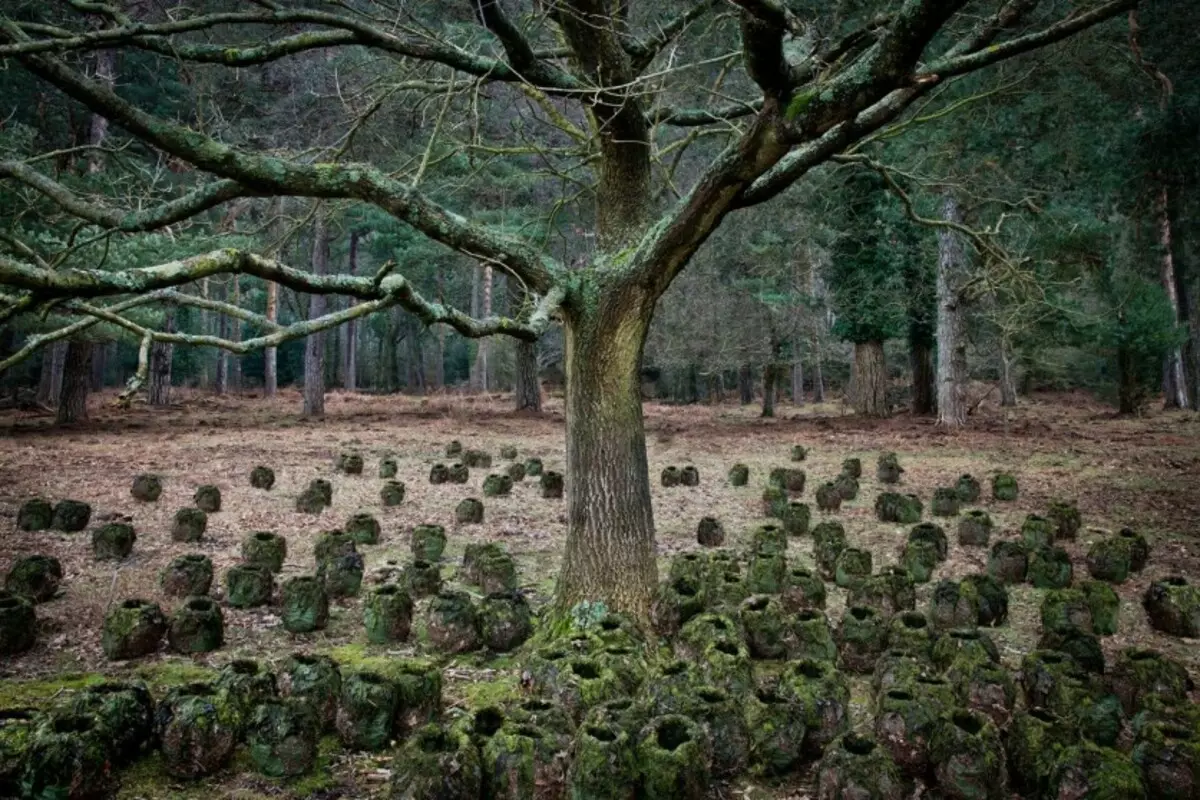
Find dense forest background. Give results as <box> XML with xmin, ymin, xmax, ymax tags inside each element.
<box><xmin>1</xmin><ymin>0</ymin><xmax>1197</xmax><ymax>419</ymax></box>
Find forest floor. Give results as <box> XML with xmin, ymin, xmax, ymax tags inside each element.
<box><xmin>1</xmin><ymin>387</ymin><xmax>1199</xmax><ymax>799</ymax></box>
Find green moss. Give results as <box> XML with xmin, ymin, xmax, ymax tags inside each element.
<box><xmin>956</xmin><ymin>474</ymin><xmax>981</xmax><ymax>503</ymax></box>
<box><xmin>345</xmin><ymin>513</ymin><xmax>380</xmax><ymax>546</ymax></box>
<box><xmin>637</xmin><ymin>714</ymin><xmax>710</xmax><ymax>799</ymax></box>
<box><xmin>157</xmin><ymin>682</ymin><xmax>240</xmax><ymax>777</ymax></box>
<box><xmin>779</xmin><ymin>658</ymin><xmax>850</xmax><ymax>756</ymax></box>
<box><xmin>1050</xmin><ymin>742</ymin><xmax>1147</xmax><ymax>799</ymax></box>
<box><xmin>281</xmin><ymin>575</ymin><xmax>329</xmax><ymax>633</ymax></box>
<box><xmin>242</xmin><ymin>531</ymin><xmax>287</xmax><ymax>573</ymax></box>
<box><xmin>0</xmin><ymin>592</ymin><xmax>36</xmax><ymax>656</ymax></box>
<box><xmin>102</xmin><ymin>598</ymin><xmax>167</xmax><ymax>660</ymax></box>
<box><xmin>929</xmin><ymin>710</ymin><xmax>1008</xmax><ymax>799</ymax></box>
<box><xmin>837</xmin><ymin>606</ymin><xmax>887</xmax><ymax>674</ymax></box>
<box><xmin>5</xmin><ymin>555</ymin><xmax>63</xmax><ymax>603</ymax></box>
<box><xmin>746</xmin><ymin>689</ymin><xmax>807</xmax><ymax>776</ymax></box>
<box><xmin>567</xmin><ymin>723</ymin><xmax>637</xmax><ymax>799</ymax></box>
<box><xmin>817</xmin><ymin>733</ymin><xmax>906</xmax><ymax>798</ymax></box>
<box><xmin>992</xmin><ymin>473</ymin><xmax>1018</xmax><ymax>501</ymax></box>
<box><xmin>834</xmin><ymin>548</ymin><xmax>872</xmax><ymax>590</ymax></box>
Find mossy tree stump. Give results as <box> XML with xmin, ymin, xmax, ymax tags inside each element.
<box><xmin>391</xmin><ymin>723</ymin><xmax>483</xmax><ymax>799</ymax></box>
<box><xmin>51</xmin><ymin>499</ymin><xmax>91</xmax><ymax>532</ymax></box>
<box><xmin>1047</xmin><ymin>500</ymin><xmax>1082</xmax><ymax>541</ymax></box>
<box><xmin>0</xmin><ymin>591</ymin><xmax>36</xmax><ymax>655</ymax></box>
<box><xmin>506</xmin><ymin>461</ymin><xmax>527</xmax><ymax>482</ymax></box>
<box><xmin>1006</xmin><ymin>709</ymin><xmax>1076</xmax><ymax>797</ymax></box>
<box><xmin>931</xmin><ymin>487</ymin><xmax>961</xmax><ymax>517</ymax></box>
<box><xmin>739</xmin><ymin>594</ymin><xmax>794</xmax><ymax>659</ymax></box>
<box><xmin>194</xmin><ymin>484</ymin><xmax>222</xmax><ymax>513</ymax></box>
<box><xmin>567</xmin><ymin>723</ymin><xmax>636</xmax><ymax>800</ymax></box>
<box><xmin>479</xmin><ymin>592</ymin><xmax>533</xmax><ymax>652</ymax></box>
<box><xmin>1143</xmin><ymin>577</ymin><xmax>1200</xmax><ymax>638</ymax></box>
<box><xmin>877</xmin><ymin>452</ymin><xmax>903</xmax><ymax>484</ymax></box>
<box><xmin>761</xmin><ymin>485</ymin><xmax>787</xmax><ymax>518</ymax></box>
<box><xmin>5</xmin><ymin>555</ymin><xmax>63</xmax><ymax>603</ymax></box>
<box><xmin>834</xmin><ymin>473</ymin><xmax>860</xmax><ymax>501</ymax></box>
<box><xmin>837</xmin><ymin>606</ymin><xmax>887</xmax><ymax>673</ymax></box>
<box><xmin>637</xmin><ymin>715</ymin><xmax>711</xmax><ymax>800</ymax></box>
<box><xmin>249</xmin><ymin>466</ymin><xmax>275</xmax><ymax>489</ymax></box>
<box><xmin>780</xmin><ymin>502</ymin><xmax>811</xmax><ymax>536</ymax></box>
<box><xmin>842</xmin><ymin>457</ymin><xmax>863</xmax><ymax>479</ymax></box>
<box><xmin>428</xmin><ymin>463</ymin><xmax>450</xmax><ymax>484</ymax></box>
<box><xmin>314</xmin><ymin>530</ymin><xmax>356</xmax><ymax>565</ymax></box>
<box><xmin>404</xmin><ymin>560</ymin><xmax>442</xmax><ymax>598</ymax></box>
<box><xmin>782</xmin><ymin>568</ymin><xmax>826</xmax><ymax>612</ymax></box>
<box><xmin>281</xmin><ymin>576</ymin><xmax>329</xmax><ymax>633</ymax></box>
<box><xmin>1087</xmin><ymin>534</ymin><xmax>1143</xmax><ymax>584</ymax></box>
<box><xmin>463</xmin><ymin>449</ymin><xmax>492</xmax><ymax>468</ymax></box>
<box><xmin>1118</xmin><ymin>528</ymin><xmax>1150</xmax><ymax>571</ymax></box>
<box><xmin>319</xmin><ymin>551</ymin><xmax>365</xmax><ymax>598</ymax></box>
<box><xmin>956</xmin><ymin>474</ymin><xmax>981</xmax><ymax>503</ymax></box>
<box><xmin>987</xmin><ymin>540</ymin><xmax>1029</xmax><ymax>584</ymax></box>
<box><xmin>675</xmin><ymin>613</ymin><xmax>739</xmax><ymax>661</ymax></box>
<box><xmin>958</xmin><ymin>510</ymin><xmax>993</xmax><ymax>547</ymax></box>
<box><xmin>1028</xmin><ymin>546</ymin><xmax>1073</xmax><ymax>589</ymax></box>
<box><xmin>1131</xmin><ymin>714</ymin><xmax>1199</xmax><ymax>800</ymax></box>
<box><xmin>91</xmin><ymin>520</ymin><xmax>136</xmax><ymax>560</ymax></box>
<box><xmin>834</xmin><ymin>548</ymin><xmax>872</xmax><ymax>589</ymax></box>
<box><xmin>745</xmin><ymin>688</ymin><xmax>807</xmax><ymax>776</ymax></box>
<box><xmin>295</xmin><ymin>486</ymin><xmax>327</xmax><ymax>514</ymax></box>
<box><xmin>1081</xmin><ymin>580</ymin><xmax>1119</xmax><ymax>635</ymax></box>
<box><xmin>728</xmin><ymin>463</ymin><xmax>749</xmax><ymax>486</ymax></box>
<box><xmin>345</xmin><ymin>513</ymin><xmax>380</xmax><ymax>545</ymax></box>
<box><xmin>279</xmin><ymin>653</ymin><xmax>342</xmax><ymax>732</ymax></box>
<box><xmin>156</xmin><ymin>683</ymin><xmax>239</xmax><ymax>777</ymax></box>
<box><xmin>216</xmin><ymin>659</ymin><xmax>279</xmax><ymax>729</ymax></box>
<box><xmin>696</xmin><ymin>516</ymin><xmax>725</xmax><ymax>547</ymax></box>
<box><xmin>131</xmin><ymin>473</ymin><xmax>163</xmax><ymax>502</ymax></box>
<box><xmin>1021</xmin><ymin>514</ymin><xmax>1056</xmax><ymax>549</ymax></box>
<box><xmin>474</xmin><ymin>550</ymin><xmax>518</xmax><ymax>594</ymax></box>
<box><xmin>929</xmin><ymin>580</ymin><xmax>979</xmax><ymax>631</ymax></box>
<box><xmin>932</xmin><ymin>629</ymin><xmax>1000</xmax><ymax>672</ymax></box>
<box><xmin>652</xmin><ymin>577</ymin><xmax>707</xmax><ymax>637</ymax></box>
<box><xmin>962</xmin><ymin>573</ymin><xmax>1009</xmax><ymax>627</ymax></box>
<box><xmin>992</xmin><ymin>473</ymin><xmax>1018</xmax><ymax>501</ymax></box>
<box><xmin>171</xmin><ymin>507</ymin><xmax>207</xmax><ymax>542</ymax></box>
<box><xmin>751</xmin><ymin>524</ymin><xmax>786</xmax><ymax>557</ymax></box>
<box><xmin>540</xmin><ymin>470</ymin><xmax>564</xmax><ymax>498</ymax></box>
<box><xmin>1108</xmin><ymin>648</ymin><xmax>1191</xmax><ymax>716</ymax></box>
<box><xmin>745</xmin><ymin>553</ymin><xmax>786</xmax><ymax>595</ymax></box>
<box><xmin>242</xmin><ymin>531</ymin><xmax>287</xmax><ymax>573</ymax></box>
<box><xmin>849</xmin><ymin>567</ymin><xmax>916</xmax><ymax>616</ymax></box>
<box><xmin>62</xmin><ymin>680</ymin><xmax>155</xmax><ymax>766</ymax></box>
<box><xmin>886</xmin><ymin>611</ymin><xmax>934</xmax><ymax>658</ymax></box>
<box><xmin>456</xmin><ymin>497</ymin><xmax>484</xmax><ymax>524</ymax></box>
<box><xmin>247</xmin><ymin>699</ymin><xmax>319</xmax><ymax>778</ymax></box>
<box><xmin>226</xmin><ymin>563</ymin><xmax>275</xmax><ymax>608</ymax></box>
<box><xmin>1050</xmin><ymin>743</ymin><xmax>1146</xmax><ymax>800</ymax></box>
<box><xmin>101</xmin><ymin>598</ymin><xmax>167</xmax><ymax>660</ymax></box>
<box><xmin>769</xmin><ymin>467</ymin><xmax>806</xmax><ymax>494</ymax></box>
<box><xmin>523</xmin><ymin>457</ymin><xmax>544</xmax><ymax>477</ymax></box>
<box><xmin>875</xmin><ymin>492</ymin><xmax>922</xmax><ymax>524</ymax></box>
<box><xmin>380</xmin><ymin>480</ymin><xmax>406</xmax><ymax>506</ymax></box>
<box><xmin>680</xmin><ymin>466</ymin><xmax>700</xmax><ymax>486</ymax></box>
<box><xmin>1036</xmin><ymin>628</ymin><xmax>1106</xmax><ymax>675</ymax></box>
<box><xmin>406</xmin><ymin>524</ymin><xmax>444</xmax><ymax>562</ymax></box>
<box><xmin>422</xmin><ymin>590</ymin><xmax>481</xmax><ymax>654</ymax></box>
<box><xmin>337</xmin><ymin>452</ymin><xmax>364</xmax><ymax>474</ymax></box>
<box><xmin>930</xmin><ymin>710</ymin><xmax>1008</xmax><ymax>800</ymax></box>
<box><xmin>901</xmin><ymin>539</ymin><xmax>941</xmax><ymax>584</ymax></box>
<box><xmin>813</xmin><ymin>521</ymin><xmax>847</xmax><ymax>581</ymax></box>
<box><xmin>379</xmin><ymin>457</ymin><xmax>398</xmax><ymax>479</ymax></box>
<box><xmin>363</xmin><ymin>584</ymin><xmax>413</xmax><ymax>644</ymax></box>
<box><xmin>791</xmin><ymin>444</ymin><xmax>808</xmax><ymax>461</ymax></box>
<box><xmin>168</xmin><ymin>596</ymin><xmax>224</xmax><ymax>653</ymax></box>
<box><xmin>793</xmin><ymin>609</ymin><xmax>838</xmax><ymax>662</ymax></box>
<box><xmin>874</xmin><ymin>681</ymin><xmax>956</xmax><ymax>777</ymax></box>
<box><xmin>448</xmin><ymin>463</ymin><xmax>470</xmax><ymax>484</ymax></box>
<box><xmin>335</xmin><ymin>671</ymin><xmax>398</xmax><ymax>751</ymax></box>
<box><xmin>661</xmin><ymin>466</ymin><xmax>681</xmax><ymax>487</ymax></box>
<box><xmin>445</xmin><ymin>440</ymin><xmax>463</xmax><ymax>457</ymax></box>
<box><xmin>778</xmin><ymin>658</ymin><xmax>851</xmax><ymax>756</ymax></box>
<box><xmin>816</xmin><ymin>734</ymin><xmax>905</xmax><ymax>800</ymax></box>
<box><xmin>815</xmin><ymin>482</ymin><xmax>843</xmax><ymax>512</ymax></box>
<box><xmin>161</xmin><ymin>554</ymin><xmax>213</xmax><ymax>597</ymax></box>
<box><xmin>16</xmin><ymin>498</ymin><xmax>53</xmax><ymax>531</ymax></box>
<box><xmin>482</xmin><ymin>473</ymin><xmax>513</xmax><ymax>497</ymax></box>
<box><xmin>1041</xmin><ymin>588</ymin><xmax>1094</xmax><ymax>635</ymax></box>
<box><xmin>20</xmin><ymin>713</ymin><xmax>114</xmax><ymax>799</ymax></box>
<box><xmin>908</xmin><ymin>522</ymin><xmax>949</xmax><ymax>561</ymax></box>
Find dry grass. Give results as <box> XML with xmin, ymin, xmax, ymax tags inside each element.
<box><xmin>1</xmin><ymin>387</ymin><xmax>1198</xmax><ymax>798</ymax></box>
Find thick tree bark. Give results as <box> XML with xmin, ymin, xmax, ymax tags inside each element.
<box><xmin>850</xmin><ymin>340</ymin><xmax>889</xmax><ymax>417</ymax></box>
<box><xmin>508</xmin><ymin>277</ymin><xmax>540</xmax><ymax>411</ymax></box>
<box><xmin>792</xmin><ymin>361</ymin><xmax>804</xmax><ymax>406</ymax></box>
<box><xmin>149</xmin><ymin>307</ymin><xmax>175</xmax><ymax>406</ymax></box>
<box><xmin>910</xmin><ymin>342</ymin><xmax>935</xmax><ymax>415</ymax></box>
<box><xmin>936</xmin><ymin>194</ymin><xmax>969</xmax><ymax>426</ymax></box>
<box><xmin>303</xmin><ymin>214</ymin><xmax>329</xmax><ymax>417</ymax></box>
<box><xmin>90</xmin><ymin>342</ymin><xmax>107</xmax><ymax>391</ymax></box>
<box><xmin>406</xmin><ymin>318</ymin><xmax>426</xmax><ymax>392</ymax></box>
<box><xmin>738</xmin><ymin>364</ymin><xmax>754</xmax><ymax>404</ymax></box>
<box><xmin>556</xmin><ymin>289</ymin><xmax>658</xmax><ymax>619</ymax></box>
<box><xmin>37</xmin><ymin>341</ymin><xmax>66</xmax><ymax>407</ymax></box>
<box><xmin>1157</xmin><ymin>187</ymin><xmax>1189</xmax><ymax>408</ymax></box>
<box><xmin>56</xmin><ymin>339</ymin><xmax>91</xmax><ymax>424</ymax></box>
<box><xmin>761</xmin><ymin>363</ymin><xmax>778</xmax><ymax>417</ymax></box>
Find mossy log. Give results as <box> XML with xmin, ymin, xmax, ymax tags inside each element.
<box><xmin>482</xmin><ymin>473</ymin><xmax>513</xmax><ymax>497</ymax></box>
<box><xmin>101</xmin><ymin>598</ymin><xmax>166</xmax><ymax>660</ymax></box>
<box><xmin>463</xmin><ymin>449</ymin><xmax>492</xmax><ymax>468</ymax></box>
<box><xmin>1048</xmin><ymin>500</ymin><xmax>1082</xmax><ymax>541</ymax></box>
<box><xmin>958</xmin><ymin>510</ymin><xmax>993</xmax><ymax>547</ymax></box>
<box><xmin>782</xmin><ymin>567</ymin><xmax>826</xmax><ymax>612</ymax></box>
<box><xmin>335</xmin><ymin>671</ymin><xmax>398</xmax><ymax>751</ymax></box>
<box><xmin>380</xmin><ymin>480</ymin><xmax>406</xmax><ymax>506</ymax></box>
<box><xmin>479</xmin><ymin>592</ymin><xmax>533</xmax><ymax>652</ymax></box>
<box><xmin>131</xmin><ymin>473</ymin><xmax>163</xmax><ymax>502</ymax></box>
<box><xmin>345</xmin><ymin>513</ymin><xmax>380</xmax><ymax>545</ymax></box>
<box><xmin>1050</xmin><ymin>743</ymin><xmax>1146</xmax><ymax>800</ymax></box>
<box><xmin>1028</xmin><ymin>546</ymin><xmax>1074</xmax><ymax>589</ymax></box>
<box><xmin>661</xmin><ymin>466</ymin><xmax>681</xmax><ymax>487</ymax></box>
<box><xmin>363</xmin><ymin>584</ymin><xmax>413</xmax><ymax>644</ymax></box>
<box><xmin>540</xmin><ymin>470</ymin><xmax>564</xmax><ymax>498</ymax></box>
<box><xmin>1108</xmin><ymin>648</ymin><xmax>1192</xmax><ymax>716</ymax></box>
<box><xmin>745</xmin><ymin>689</ymin><xmax>807</xmax><ymax>776</ymax></box>
<box><xmin>1021</xmin><ymin>514</ymin><xmax>1057</xmax><ymax>549</ymax></box>
<box><xmin>422</xmin><ymin>590</ymin><xmax>481</xmax><ymax>654</ymax></box>
<box><xmin>680</xmin><ymin>466</ymin><xmax>700</xmax><ymax>486</ymax></box>
<box><xmin>404</xmin><ymin>560</ymin><xmax>442</xmax><ymax>598</ymax></box>
<box><xmin>391</xmin><ymin>723</ymin><xmax>482</xmax><ymax>799</ymax></box>
<box><xmin>194</xmin><ymin>484</ymin><xmax>222</xmax><ymax>513</ymax></box>
<box><xmin>0</xmin><ymin>591</ymin><xmax>36</xmax><ymax>656</ymax></box>
<box><xmin>281</xmin><ymin>576</ymin><xmax>329</xmax><ymax>633</ymax></box>
<box><xmin>455</xmin><ymin>497</ymin><xmax>484</xmax><ymax>524</ymax></box>
<box><xmin>160</xmin><ymin>553</ymin><xmax>212</xmax><ymax>597</ymax></box>
<box><xmin>875</xmin><ymin>492</ymin><xmax>922</xmax><ymax>524</ymax></box>
<box><xmin>279</xmin><ymin>653</ymin><xmax>341</xmax><ymax>732</ymax></box>
<box><xmin>225</xmin><ymin>563</ymin><xmax>274</xmax><ymax>608</ymax></box>
<box><xmin>696</xmin><ymin>516</ymin><xmax>725</xmax><ymax>547</ymax></box>
<box><xmin>242</xmin><ymin>531</ymin><xmax>287</xmax><ymax>573</ymax></box>
<box><xmin>50</xmin><ymin>499</ymin><xmax>91</xmax><ymax>532</ymax></box>
<box><xmin>319</xmin><ymin>552</ymin><xmax>365</xmax><ymax>598</ymax></box>
<box><xmin>834</xmin><ymin>548</ymin><xmax>872</xmax><ymax>589</ymax></box>
<box><xmin>956</xmin><ymin>473</ymin><xmax>981</xmax><ymax>503</ymax></box>
<box><xmin>637</xmin><ymin>715</ymin><xmax>710</xmax><ymax>800</ymax></box>
<box><xmin>813</xmin><ymin>521</ymin><xmax>848</xmax><ymax>581</ymax></box>
<box><xmin>815</xmin><ymin>482</ymin><xmax>843</xmax><ymax>512</ymax></box>
<box><xmin>20</xmin><ymin>713</ymin><xmax>114</xmax><ymax>799</ymax></box>
<box><xmin>448</xmin><ymin>463</ymin><xmax>470</xmax><ymax>484</ymax></box>
<box><xmin>931</xmin><ymin>487</ymin><xmax>961</xmax><ymax>517</ymax></box>
<box><xmin>61</xmin><ymin>680</ymin><xmax>155</xmax><ymax>766</ymax></box>
<box><xmin>875</xmin><ymin>684</ymin><xmax>955</xmax><ymax>778</ymax></box>
<box><xmin>930</xmin><ymin>710</ymin><xmax>1009</xmax><ymax>800</ymax></box>
<box><xmin>5</xmin><ymin>555</ymin><xmax>63</xmax><ymax>603</ymax></box>
<box><xmin>156</xmin><ymin>682</ymin><xmax>239</xmax><ymax>777</ymax></box>
<box><xmin>876</xmin><ymin>452</ymin><xmax>903</xmax><ymax>484</ymax></box>
<box><xmin>16</xmin><ymin>497</ymin><xmax>53</xmax><ymax>531</ymax></box>
<box><xmin>171</xmin><ymin>506</ymin><xmax>207</xmax><ymax>542</ymax></box>
<box><xmin>992</xmin><ymin>472</ymin><xmax>1018</xmax><ymax>501</ymax></box>
<box><xmin>524</xmin><ymin>457</ymin><xmax>544</xmax><ymax>477</ymax></box>
<box><xmin>886</xmin><ymin>612</ymin><xmax>934</xmax><ymax>658</ymax></box>
<box><xmin>778</xmin><ymin>658</ymin><xmax>851</xmax><ymax>756</ymax></box>
<box><xmin>848</xmin><ymin>567</ymin><xmax>916</xmax><ymax>616</ymax></box>
<box><xmin>901</xmin><ymin>539</ymin><xmax>940</xmax><ymax>584</ymax></box>
<box><xmin>838</xmin><ymin>606</ymin><xmax>887</xmax><ymax>674</ymax></box>
<box><xmin>1142</xmin><ymin>576</ymin><xmax>1200</xmax><ymax>638</ymax></box>
<box><xmin>429</xmin><ymin>463</ymin><xmax>450</xmax><ymax>484</ymax></box>
<box><xmin>987</xmin><ymin>540</ymin><xmax>1029</xmax><ymax>584</ymax></box>
<box><xmin>168</xmin><ymin>596</ymin><xmax>224</xmax><ymax>653</ymax></box>
<box><xmin>567</xmin><ymin>723</ymin><xmax>636</xmax><ymax>800</ymax></box>
<box><xmin>379</xmin><ymin>456</ymin><xmax>398</xmax><ymax>479</ymax></box>
<box><xmin>728</xmin><ymin>463</ymin><xmax>750</xmax><ymax>486</ymax></box>
<box><xmin>247</xmin><ymin>699</ymin><xmax>318</xmax><ymax>778</ymax></box>
<box><xmin>249</xmin><ymin>465</ymin><xmax>275</xmax><ymax>489</ymax></box>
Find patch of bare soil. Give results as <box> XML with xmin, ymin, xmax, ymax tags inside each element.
<box><xmin>0</xmin><ymin>388</ymin><xmax>1197</xmax><ymax>798</ymax></box>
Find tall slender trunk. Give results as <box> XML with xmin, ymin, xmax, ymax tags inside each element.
<box><xmin>435</xmin><ymin>267</ymin><xmax>447</xmax><ymax>390</ymax></box>
<box><xmin>738</xmin><ymin>364</ymin><xmax>754</xmax><ymax>404</ymax></box>
<box><xmin>264</xmin><ymin>280</ymin><xmax>278</xmax><ymax>396</ymax></box>
<box><xmin>471</xmin><ymin>264</ymin><xmax>493</xmax><ymax>392</ymax></box>
<box><xmin>792</xmin><ymin>361</ymin><xmax>804</xmax><ymax>406</ymax></box>
<box><xmin>148</xmin><ymin>308</ymin><xmax>174</xmax><ymax>407</ymax></box>
<box><xmin>37</xmin><ymin>342</ymin><xmax>66</xmax><ymax>407</ymax></box>
<box><xmin>1157</xmin><ymin>187</ymin><xmax>1189</xmax><ymax>408</ymax></box>
<box><xmin>228</xmin><ymin>279</ymin><xmax>241</xmax><ymax>391</ymax></box>
<box><xmin>999</xmin><ymin>339</ymin><xmax>1018</xmax><ymax>407</ymax></box>
<box><xmin>850</xmin><ymin>341</ymin><xmax>889</xmax><ymax>417</ymax></box>
<box><xmin>214</xmin><ymin>285</ymin><xmax>228</xmax><ymax>396</ymax></box>
<box><xmin>910</xmin><ymin>342</ymin><xmax>935</xmax><ymax>415</ymax></box>
<box><xmin>936</xmin><ymin>194</ymin><xmax>969</xmax><ymax>425</ymax></box>
<box><xmin>198</xmin><ymin>278</ymin><xmax>211</xmax><ymax>389</ymax></box>
<box><xmin>407</xmin><ymin>318</ymin><xmax>426</xmax><ymax>392</ymax></box>
<box><xmin>556</xmin><ymin>288</ymin><xmax>657</xmax><ymax>617</ymax></box>
<box><xmin>56</xmin><ymin>340</ymin><xmax>91</xmax><ymax>424</ymax></box>
<box><xmin>303</xmin><ymin>213</ymin><xmax>329</xmax><ymax>417</ymax></box>
<box><xmin>813</xmin><ymin>340</ymin><xmax>826</xmax><ymax>403</ymax></box>
<box><xmin>86</xmin><ymin>50</ymin><xmax>114</xmax><ymax>173</ymax></box>
<box><xmin>761</xmin><ymin>364</ymin><xmax>778</xmax><ymax>417</ymax></box>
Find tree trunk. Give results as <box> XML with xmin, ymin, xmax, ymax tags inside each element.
<box><xmin>999</xmin><ymin>340</ymin><xmax>1018</xmax><ymax>407</ymax></box>
<box><xmin>1156</xmin><ymin>187</ymin><xmax>1189</xmax><ymax>408</ymax></box>
<box><xmin>555</xmin><ymin>293</ymin><xmax>657</xmax><ymax>618</ymax></box>
<box><xmin>342</xmin><ymin>231</ymin><xmax>360</xmax><ymax>392</ymax></box>
<box><xmin>813</xmin><ymin>342</ymin><xmax>826</xmax><ymax>403</ymax></box>
<box><xmin>471</xmin><ymin>264</ymin><xmax>493</xmax><ymax>392</ymax></box>
<box><xmin>761</xmin><ymin>364</ymin><xmax>778</xmax><ymax>417</ymax></box>
<box><xmin>148</xmin><ymin>309</ymin><xmax>174</xmax><ymax>407</ymax></box>
<box><xmin>936</xmin><ymin>194</ymin><xmax>969</xmax><ymax>425</ymax></box>
<box><xmin>37</xmin><ymin>341</ymin><xmax>66</xmax><ymax>407</ymax></box>
<box><xmin>1117</xmin><ymin>343</ymin><xmax>1141</xmax><ymax>415</ymax></box>
<box><xmin>228</xmin><ymin>279</ymin><xmax>242</xmax><ymax>391</ymax></box>
<box><xmin>86</xmin><ymin>50</ymin><xmax>114</xmax><ymax>173</ymax></box>
<box><xmin>910</xmin><ymin>341</ymin><xmax>935</xmax><ymax>415</ymax></box>
<box><xmin>738</xmin><ymin>364</ymin><xmax>754</xmax><ymax>404</ymax></box>
<box><xmin>515</xmin><ymin>341</ymin><xmax>541</xmax><ymax>411</ymax></box>
<box><xmin>56</xmin><ymin>340</ymin><xmax>91</xmax><ymax>424</ymax></box>
<box><xmin>303</xmin><ymin>214</ymin><xmax>329</xmax><ymax>417</ymax></box>
<box><xmin>90</xmin><ymin>342</ymin><xmax>107</xmax><ymax>391</ymax></box>
<box><xmin>792</xmin><ymin>361</ymin><xmax>804</xmax><ymax>406</ymax></box>
<box><xmin>407</xmin><ymin>318</ymin><xmax>426</xmax><ymax>392</ymax></box>
<box><xmin>850</xmin><ymin>341</ymin><xmax>889</xmax><ymax>417</ymax></box>
<box><xmin>264</xmin><ymin>280</ymin><xmax>278</xmax><ymax>397</ymax></box>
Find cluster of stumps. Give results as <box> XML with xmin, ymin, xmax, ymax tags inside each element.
<box><xmin>1</xmin><ymin>444</ymin><xmax>1198</xmax><ymax>799</ymax></box>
